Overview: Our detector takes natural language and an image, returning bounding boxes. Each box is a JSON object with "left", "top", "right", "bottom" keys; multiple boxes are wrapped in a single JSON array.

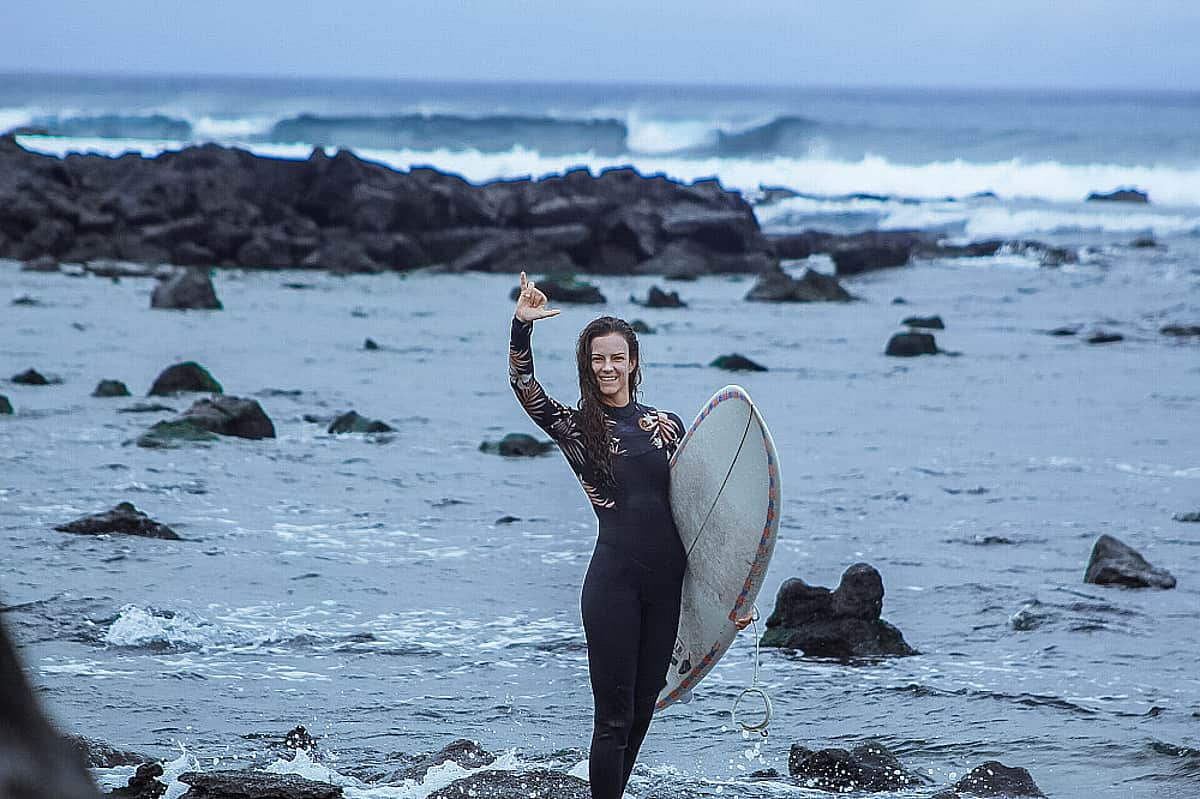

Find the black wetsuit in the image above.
[{"left": 509, "top": 317, "right": 687, "bottom": 798}]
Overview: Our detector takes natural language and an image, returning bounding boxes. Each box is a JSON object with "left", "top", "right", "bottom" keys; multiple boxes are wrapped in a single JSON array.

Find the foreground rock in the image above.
[
  {"left": 65, "top": 736, "right": 150, "bottom": 768},
  {"left": 380, "top": 739, "right": 495, "bottom": 784},
  {"left": 0, "top": 615, "right": 102, "bottom": 798},
  {"left": 93, "top": 380, "right": 131, "bottom": 397},
  {"left": 479, "top": 433, "right": 554, "bottom": 457},
  {"left": 428, "top": 770, "right": 588, "bottom": 799},
  {"left": 151, "top": 267, "right": 222, "bottom": 310},
  {"left": 745, "top": 268, "right": 853, "bottom": 302},
  {"left": 886, "top": 332, "right": 939, "bottom": 357},
  {"left": 106, "top": 762, "right": 166, "bottom": 799},
  {"left": 762, "top": 563, "right": 917, "bottom": 657},
  {"left": 0, "top": 138, "right": 776, "bottom": 277},
  {"left": 1085, "top": 534, "right": 1176, "bottom": 589},
  {"left": 789, "top": 740, "right": 924, "bottom": 792},
  {"left": 0, "top": 395, "right": 11, "bottom": 414},
  {"left": 148, "top": 362, "right": 224, "bottom": 395},
  {"left": 931, "top": 761, "right": 1045, "bottom": 797},
  {"left": 177, "top": 771, "right": 340, "bottom": 799},
  {"left": 55, "top": 502, "right": 180, "bottom": 540},
  {"left": 327, "top": 411, "right": 393, "bottom": 434}
]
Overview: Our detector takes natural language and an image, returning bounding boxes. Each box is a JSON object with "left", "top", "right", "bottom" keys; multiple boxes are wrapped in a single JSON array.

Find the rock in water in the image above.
[
  {"left": 745, "top": 268, "right": 854, "bottom": 302},
  {"left": 106, "top": 761, "right": 166, "bottom": 799},
  {"left": 507, "top": 274, "right": 606, "bottom": 304},
  {"left": 885, "top": 332, "right": 938, "bottom": 357},
  {"left": 788, "top": 740, "right": 923, "bottom": 792},
  {"left": 1161, "top": 325, "right": 1200, "bottom": 337},
  {"left": 636, "top": 285, "right": 687, "bottom": 307},
  {"left": 1087, "top": 188, "right": 1149, "bottom": 203},
  {"left": 177, "top": 771, "right": 342, "bottom": 799},
  {"left": 148, "top": 362, "right": 223, "bottom": 395},
  {"left": 92, "top": 379, "right": 131, "bottom": 397},
  {"left": 55, "top": 502, "right": 180, "bottom": 540},
  {"left": 0, "top": 395, "right": 11, "bottom": 414},
  {"left": 11, "top": 368, "right": 55, "bottom": 385},
  {"left": 428, "top": 769, "right": 588, "bottom": 799},
  {"left": 761, "top": 563, "right": 917, "bottom": 657},
  {"left": 479, "top": 433, "right": 554, "bottom": 457},
  {"left": 0, "top": 616, "right": 102, "bottom": 799},
  {"left": 935, "top": 760, "right": 1046, "bottom": 797},
  {"left": 1084, "top": 534, "right": 1176, "bottom": 589},
  {"left": 64, "top": 736, "right": 149, "bottom": 768},
  {"left": 174, "top": 396, "right": 277, "bottom": 439},
  {"left": 902, "top": 315, "right": 945, "bottom": 329},
  {"left": 327, "top": 411, "right": 393, "bottom": 434},
  {"left": 710, "top": 354, "right": 768, "bottom": 371},
  {"left": 1174, "top": 511, "right": 1200, "bottom": 523},
  {"left": 382, "top": 739, "right": 495, "bottom": 783},
  {"left": 150, "top": 267, "right": 222, "bottom": 310}
]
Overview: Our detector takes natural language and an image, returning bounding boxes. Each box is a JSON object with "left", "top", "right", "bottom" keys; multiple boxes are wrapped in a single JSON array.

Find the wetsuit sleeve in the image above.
[
  {"left": 508, "top": 317, "right": 582, "bottom": 444},
  {"left": 664, "top": 411, "right": 688, "bottom": 460}
]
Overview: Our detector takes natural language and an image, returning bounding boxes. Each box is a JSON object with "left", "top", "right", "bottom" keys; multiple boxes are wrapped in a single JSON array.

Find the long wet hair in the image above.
[{"left": 576, "top": 316, "right": 642, "bottom": 490}]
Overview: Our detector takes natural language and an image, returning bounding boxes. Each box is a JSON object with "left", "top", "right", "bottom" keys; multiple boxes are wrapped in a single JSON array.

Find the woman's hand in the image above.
[
  {"left": 515, "top": 271, "right": 561, "bottom": 323},
  {"left": 735, "top": 614, "right": 754, "bottom": 631}
]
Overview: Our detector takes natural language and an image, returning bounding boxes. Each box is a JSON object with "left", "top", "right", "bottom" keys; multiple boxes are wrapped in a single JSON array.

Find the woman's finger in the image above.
[{"left": 520, "top": 271, "right": 528, "bottom": 291}]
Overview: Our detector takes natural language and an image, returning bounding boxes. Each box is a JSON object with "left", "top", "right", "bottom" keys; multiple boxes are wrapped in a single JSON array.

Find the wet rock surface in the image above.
[
  {"left": 327, "top": 411, "right": 393, "bottom": 434},
  {"left": 151, "top": 267, "right": 222, "bottom": 310},
  {"left": 745, "top": 268, "right": 854, "bottom": 302},
  {"left": 0, "top": 394, "right": 11, "bottom": 414},
  {"left": 885, "top": 331, "right": 939, "bottom": 357},
  {"left": 762, "top": 563, "right": 917, "bottom": 657},
  {"left": 1085, "top": 534, "right": 1176, "bottom": 589},
  {"left": 788, "top": 739, "right": 925, "bottom": 792},
  {"left": 427, "top": 769, "right": 588, "bottom": 799},
  {"left": 93, "top": 379, "right": 132, "bottom": 397},
  {"left": 55, "top": 502, "right": 180, "bottom": 540},
  {"left": 176, "top": 771, "right": 341, "bottom": 799},
  {"left": 710, "top": 353, "right": 768, "bottom": 371},
  {"left": 170, "top": 396, "right": 277, "bottom": 440},
  {"left": 479, "top": 433, "right": 555, "bottom": 457},
  {"left": 148, "top": 362, "right": 224, "bottom": 396},
  {"left": 932, "top": 760, "right": 1046, "bottom": 797},
  {"left": 12, "top": 367, "right": 58, "bottom": 385},
  {"left": 104, "top": 762, "right": 166, "bottom": 799}
]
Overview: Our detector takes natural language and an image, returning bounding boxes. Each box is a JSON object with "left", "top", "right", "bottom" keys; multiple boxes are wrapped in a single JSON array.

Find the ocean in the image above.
[{"left": 1, "top": 73, "right": 1199, "bottom": 798}]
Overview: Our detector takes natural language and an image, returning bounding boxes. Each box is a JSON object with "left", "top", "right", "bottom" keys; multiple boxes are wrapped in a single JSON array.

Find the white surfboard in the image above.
[{"left": 657, "top": 385, "right": 780, "bottom": 711}]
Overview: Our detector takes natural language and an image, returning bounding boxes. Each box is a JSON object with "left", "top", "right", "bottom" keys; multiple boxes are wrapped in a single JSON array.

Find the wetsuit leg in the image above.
[
  {"left": 620, "top": 578, "right": 683, "bottom": 792},
  {"left": 581, "top": 556, "right": 640, "bottom": 799}
]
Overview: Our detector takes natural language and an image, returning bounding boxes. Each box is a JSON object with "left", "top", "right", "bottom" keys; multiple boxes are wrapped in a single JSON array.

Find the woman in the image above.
[{"left": 508, "top": 271, "right": 688, "bottom": 798}]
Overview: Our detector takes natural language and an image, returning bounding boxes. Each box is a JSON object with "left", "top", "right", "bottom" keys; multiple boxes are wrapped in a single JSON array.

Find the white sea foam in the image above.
[
  {"left": 625, "top": 110, "right": 717, "bottom": 154},
  {"left": 191, "top": 115, "right": 276, "bottom": 139},
  {"left": 104, "top": 604, "right": 215, "bottom": 648},
  {"left": 0, "top": 107, "right": 35, "bottom": 133}
]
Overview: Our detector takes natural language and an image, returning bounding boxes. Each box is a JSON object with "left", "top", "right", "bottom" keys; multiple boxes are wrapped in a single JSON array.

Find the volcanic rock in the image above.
[
  {"left": 65, "top": 736, "right": 150, "bottom": 769},
  {"left": 508, "top": 275, "right": 606, "bottom": 304},
  {"left": 93, "top": 380, "right": 131, "bottom": 397},
  {"left": 902, "top": 315, "right": 944, "bottom": 329},
  {"left": 635, "top": 285, "right": 687, "bottom": 308},
  {"left": 12, "top": 368, "right": 56, "bottom": 385},
  {"left": 106, "top": 761, "right": 166, "bottom": 799},
  {"left": 932, "top": 760, "right": 1046, "bottom": 797},
  {"left": 480, "top": 433, "right": 554, "bottom": 457},
  {"left": 150, "top": 267, "right": 222, "bottom": 310},
  {"left": 327, "top": 411, "right": 393, "bottom": 434},
  {"left": 55, "top": 502, "right": 179, "bottom": 540},
  {"left": 172, "top": 396, "right": 276, "bottom": 440},
  {"left": 428, "top": 770, "right": 587, "bottom": 799},
  {"left": 382, "top": 739, "right": 496, "bottom": 784},
  {"left": 0, "top": 615, "right": 101, "bottom": 799},
  {"left": 1174, "top": 511, "right": 1200, "bottom": 523},
  {"left": 745, "top": 268, "right": 853, "bottom": 302},
  {"left": 762, "top": 563, "right": 917, "bottom": 657},
  {"left": 1086, "top": 331, "right": 1123, "bottom": 344},
  {"left": 885, "top": 332, "right": 939, "bottom": 357},
  {"left": 1084, "top": 534, "right": 1176, "bottom": 589},
  {"left": 629, "top": 320, "right": 655, "bottom": 334},
  {"left": 148, "top": 362, "right": 223, "bottom": 396},
  {"left": 788, "top": 740, "right": 923, "bottom": 792},
  {"left": 1087, "top": 188, "right": 1149, "bottom": 203},
  {"left": 0, "top": 395, "right": 11, "bottom": 414},
  {"left": 177, "top": 771, "right": 341, "bottom": 799},
  {"left": 1161, "top": 325, "right": 1200, "bottom": 337},
  {"left": 711, "top": 354, "right": 768, "bottom": 372}
]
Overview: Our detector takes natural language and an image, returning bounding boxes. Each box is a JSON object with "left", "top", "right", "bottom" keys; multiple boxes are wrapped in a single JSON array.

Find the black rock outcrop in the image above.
[
  {"left": 150, "top": 267, "right": 222, "bottom": 310},
  {"left": 1084, "top": 534, "right": 1176, "bottom": 589},
  {"left": 885, "top": 332, "right": 938, "bottom": 357},
  {"left": 327, "top": 411, "right": 393, "bottom": 434},
  {"left": 177, "top": 771, "right": 341, "bottom": 799},
  {"left": 55, "top": 502, "right": 180, "bottom": 540},
  {"left": 148, "top": 362, "right": 223, "bottom": 396},
  {"left": 479, "top": 433, "right": 554, "bottom": 457},
  {"left": 788, "top": 740, "right": 923, "bottom": 792},
  {"left": 745, "top": 268, "right": 853, "bottom": 302},
  {"left": 762, "top": 563, "right": 917, "bottom": 657},
  {"left": 932, "top": 760, "right": 1046, "bottom": 797},
  {"left": 93, "top": 380, "right": 131, "bottom": 397}
]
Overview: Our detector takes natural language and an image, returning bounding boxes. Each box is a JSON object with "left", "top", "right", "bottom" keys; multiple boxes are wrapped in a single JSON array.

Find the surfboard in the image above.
[{"left": 657, "top": 385, "right": 780, "bottom": 711}]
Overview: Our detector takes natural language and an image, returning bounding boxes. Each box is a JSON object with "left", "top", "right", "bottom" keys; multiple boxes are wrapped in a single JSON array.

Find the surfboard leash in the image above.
[{"left": 730, "top": 603, "right": 772, "bottom": 737}]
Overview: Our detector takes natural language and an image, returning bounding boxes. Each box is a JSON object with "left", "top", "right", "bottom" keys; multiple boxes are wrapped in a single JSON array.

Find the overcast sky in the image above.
[{"left": 4, "top": 0, "right": 1197, "bottom": 90}]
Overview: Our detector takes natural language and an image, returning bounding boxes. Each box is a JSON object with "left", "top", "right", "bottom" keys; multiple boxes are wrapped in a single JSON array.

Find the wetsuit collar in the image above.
[{"left": 601, "top": 400, "right": 638, "bottom": 420}]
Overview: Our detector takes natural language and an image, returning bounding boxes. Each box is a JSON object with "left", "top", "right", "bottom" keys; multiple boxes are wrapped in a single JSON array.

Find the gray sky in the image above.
[{"left": 4, "top": 0, "right": 1197, "bottom": 90}]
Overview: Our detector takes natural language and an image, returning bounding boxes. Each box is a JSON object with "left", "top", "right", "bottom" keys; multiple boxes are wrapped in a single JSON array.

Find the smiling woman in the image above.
[{"left": 507, "top": 271, "right": 691, "bottom": 798}]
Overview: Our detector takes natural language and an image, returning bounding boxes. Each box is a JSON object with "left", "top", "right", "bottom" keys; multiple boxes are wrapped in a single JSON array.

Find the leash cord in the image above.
[{"left": 730, "top": 604, "right": 772, "bottom": 737}]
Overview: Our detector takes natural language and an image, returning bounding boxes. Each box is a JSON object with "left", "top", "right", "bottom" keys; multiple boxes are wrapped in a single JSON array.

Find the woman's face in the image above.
[{"left": 590, "top": 332, "right": 635, "bottom": 407}]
